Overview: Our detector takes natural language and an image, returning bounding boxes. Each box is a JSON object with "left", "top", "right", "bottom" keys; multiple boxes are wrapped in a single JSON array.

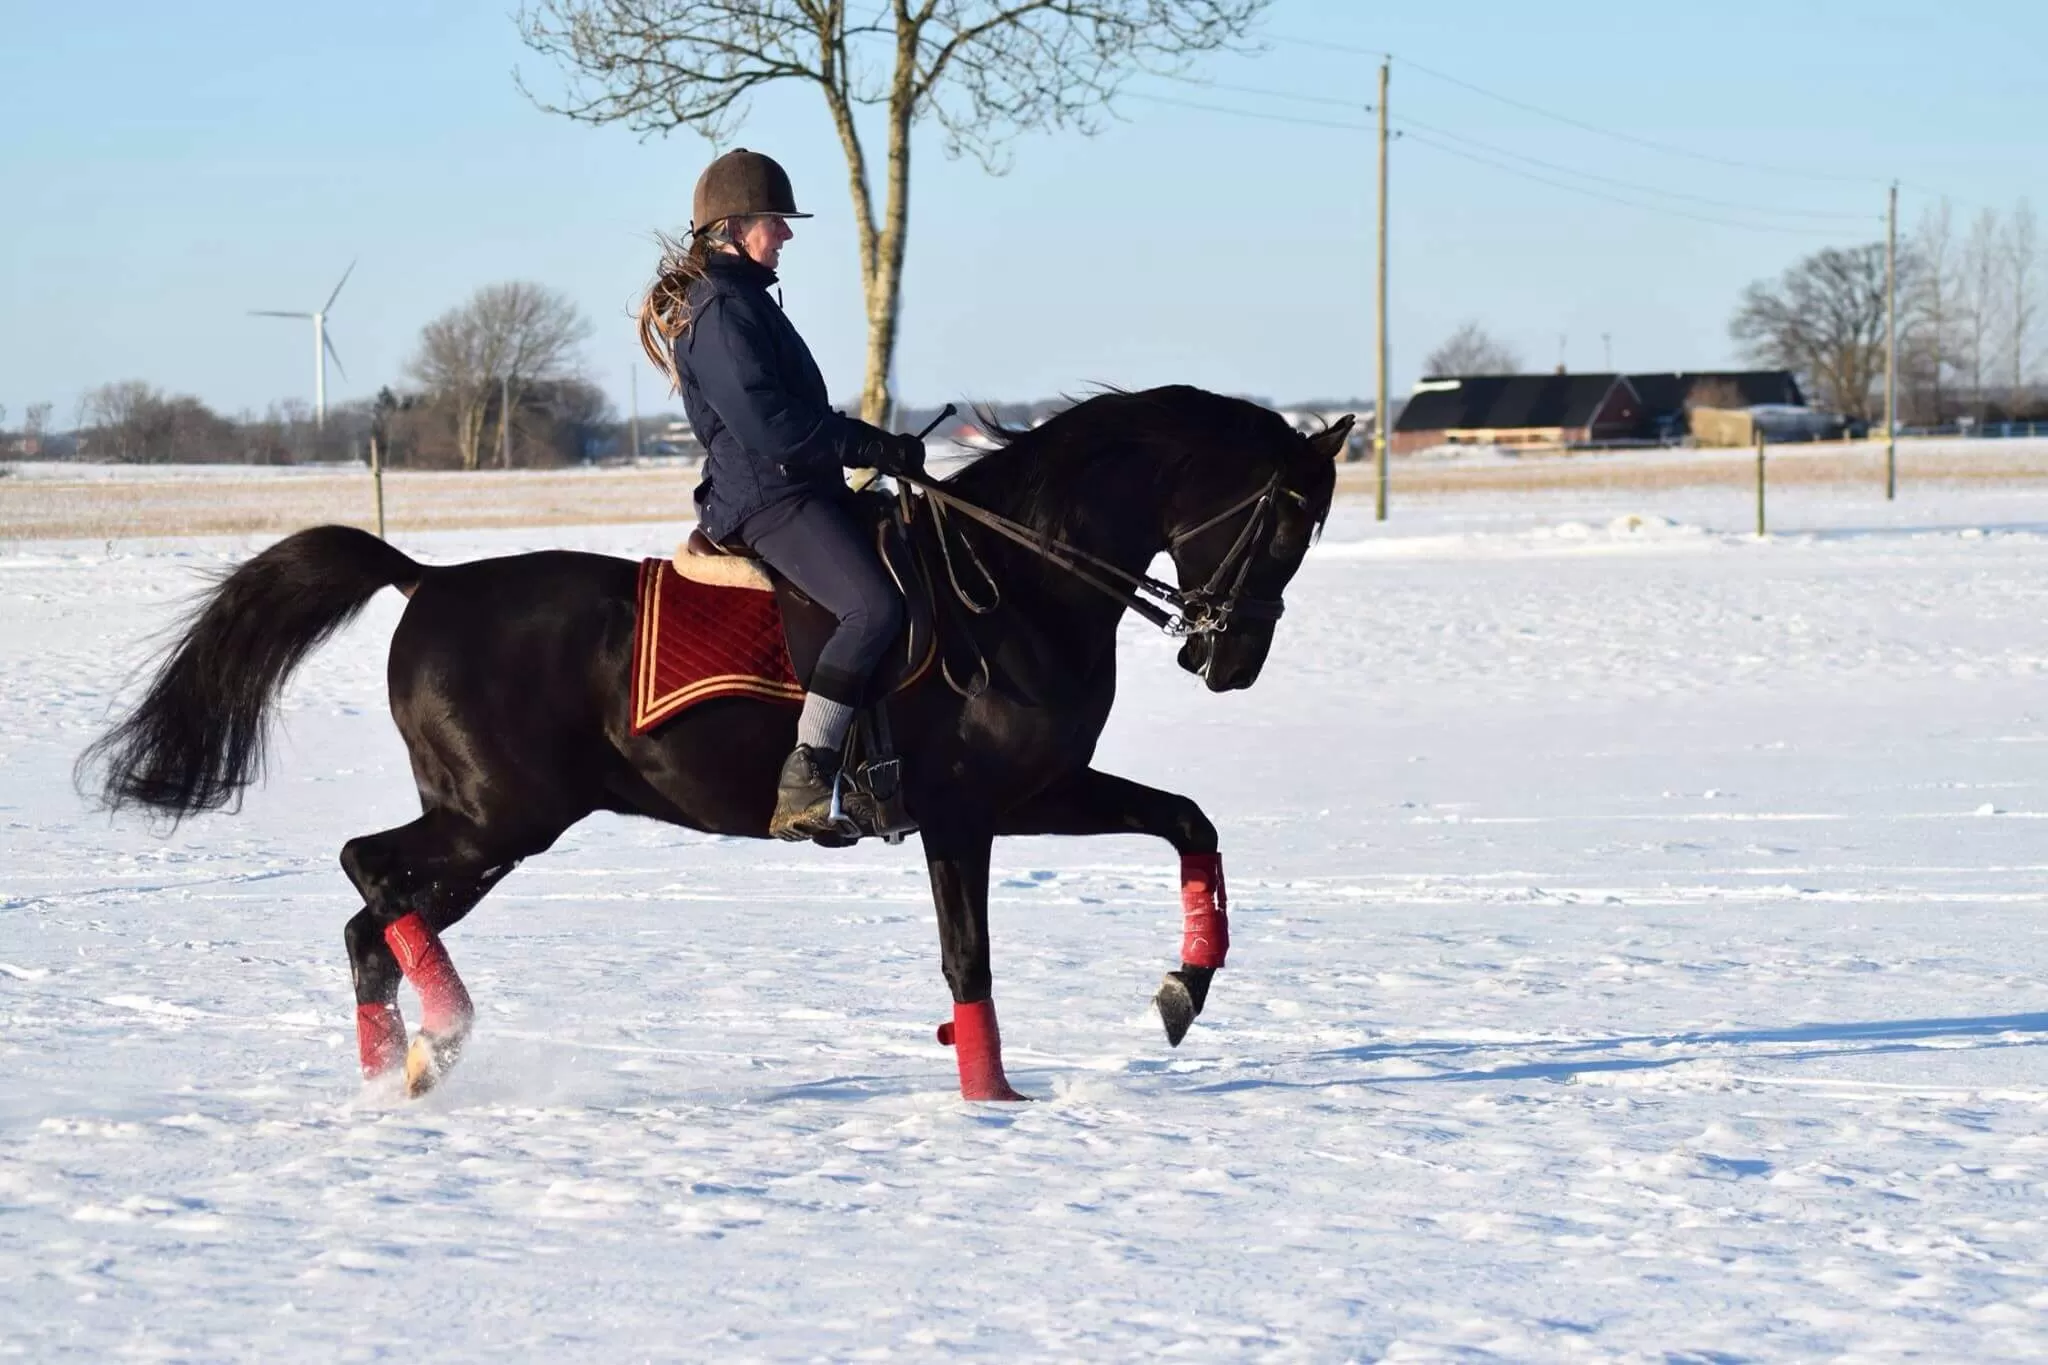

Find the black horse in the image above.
[{"left": 84, "top": 385, "right": 1348, "bottom": 1100}]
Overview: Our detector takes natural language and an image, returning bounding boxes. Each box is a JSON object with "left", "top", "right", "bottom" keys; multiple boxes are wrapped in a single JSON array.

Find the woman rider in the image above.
[{"left": 639, "top": 149, "right": 927, "bottom": 840}]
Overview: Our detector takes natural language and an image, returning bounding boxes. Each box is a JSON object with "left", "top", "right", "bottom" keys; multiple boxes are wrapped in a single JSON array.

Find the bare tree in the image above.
[
  {"left": 238, "top": 398, "right": 321, "bottom": 465},
  {"left": 1685, "top": 378, "right": 1748, "bottom": 412},
  {"left": 409, "top": 282, "right": 592, "bottom": 471},
  {"left": 23, "top": 402, "right": 52, "bottom": 456},
  {"left": 1730, "top": 243, "right": 1895, "bottom": 422},
  {"left": 1423, "top": 321, "right": 1521, "bottom": 377},
  {"left": 1906, "top": 199, "right": 1960, "bottom": 424},
  {"left": 74, "top": 382, "right": 238, "bottom": 462},
  {"left": 77, "top": 381, "right": 161, "bottom": 460},
  {"left": 518, "top": 0, "right": 1269, "bottom": 423},
  {"left": 1960, "top": 206, "right": 2006, "bottom": 417},
  {"left": 2009, "top": 198, "right": 2040, "bottom": 406}
]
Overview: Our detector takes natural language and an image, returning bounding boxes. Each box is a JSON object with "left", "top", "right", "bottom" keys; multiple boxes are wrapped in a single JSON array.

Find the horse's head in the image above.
[{"left": 1167, "top": 413, "right": 1349, "bottom": 692}]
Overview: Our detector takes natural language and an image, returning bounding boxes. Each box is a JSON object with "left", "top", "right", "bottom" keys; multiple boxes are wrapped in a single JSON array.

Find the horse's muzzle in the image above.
[{"left": 1179, "top": 631, "right": 1269, "bottom": 692}]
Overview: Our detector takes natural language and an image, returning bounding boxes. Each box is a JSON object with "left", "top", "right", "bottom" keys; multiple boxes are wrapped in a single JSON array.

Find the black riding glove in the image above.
[{"left": 861, "top": 430, "right": 927, "bottom": 479}]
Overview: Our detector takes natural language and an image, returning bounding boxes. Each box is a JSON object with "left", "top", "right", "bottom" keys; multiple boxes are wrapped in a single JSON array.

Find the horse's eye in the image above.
[{"left": 1270, "top": 506, "right": 1312, "bottom": 558}]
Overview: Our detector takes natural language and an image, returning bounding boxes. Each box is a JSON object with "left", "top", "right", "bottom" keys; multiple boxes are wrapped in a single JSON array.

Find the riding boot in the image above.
[{"left": 770, "top": 744, "right": 842, "bottom": 841}]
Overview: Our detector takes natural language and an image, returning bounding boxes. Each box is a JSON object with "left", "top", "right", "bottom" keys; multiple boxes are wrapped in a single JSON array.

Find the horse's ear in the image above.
[{"left": 1305, "top": 414, "right": 1355, "bottom": 460}]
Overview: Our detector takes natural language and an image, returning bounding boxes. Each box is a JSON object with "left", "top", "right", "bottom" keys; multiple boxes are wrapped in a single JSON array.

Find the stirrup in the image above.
[
  {"left": 859, "top": 756, "right": 915, "bottom": 843},
  {"left": 811, "top": 756, "right": 915, "bottom": 847},
  {"left": 825, "top": 770, "right": 864, "bottom": 841},
  {"left": 847, "top": 704, "right": 917, "bottom": 844}
]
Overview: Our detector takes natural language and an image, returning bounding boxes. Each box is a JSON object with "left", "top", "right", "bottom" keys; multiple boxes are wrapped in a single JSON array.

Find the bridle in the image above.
[{"left": 895, "top": 466, "right": 1309, "bottom": 640}]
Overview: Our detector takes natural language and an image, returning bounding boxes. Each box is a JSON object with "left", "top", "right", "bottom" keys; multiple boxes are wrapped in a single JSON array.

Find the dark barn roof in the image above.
[
  {"left": 1396, "top": 373, "right": 1633, "bottom": 433},
  {"left": 1627, "top": 371, "right": 1804, "bottom": 416}
]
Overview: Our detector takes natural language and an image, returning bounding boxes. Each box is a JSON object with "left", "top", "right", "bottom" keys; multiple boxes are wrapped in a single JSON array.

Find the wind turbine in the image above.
[{"left": 250, "top": 260, "right": 355, "bottom": 430}]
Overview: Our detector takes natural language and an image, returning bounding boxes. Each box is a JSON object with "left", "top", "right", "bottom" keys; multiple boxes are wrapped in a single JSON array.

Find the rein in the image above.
[{"left": 893, "top": 467, "right": 1296, "bottom": 639}]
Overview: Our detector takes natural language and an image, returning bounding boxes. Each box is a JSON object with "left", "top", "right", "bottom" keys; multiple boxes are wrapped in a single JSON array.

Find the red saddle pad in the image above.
[{"left": 630, "top": 558, "right": 802, "bottom": 735}]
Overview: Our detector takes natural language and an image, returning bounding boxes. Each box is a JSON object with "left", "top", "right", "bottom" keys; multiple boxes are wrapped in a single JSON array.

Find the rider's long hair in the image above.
[{"left": 637, "top": 221, "right": 736, "bottom": 390}]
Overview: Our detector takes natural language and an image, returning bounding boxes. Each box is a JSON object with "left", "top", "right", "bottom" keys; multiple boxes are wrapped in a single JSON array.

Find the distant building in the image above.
[
  {"left": 1690, "top": 403, "right": 1844, "bottom": 447},
  {"left": 1392, "top": 370, "right": 1810, "bottom": 452},
  {"left": 1626, "top": 371, "right": 1804, "bottom": 442},
  {"left": 651, "top": 419, "right": 704, "bottom": 458},
  {"left": 1391, "top": 373, "right": 1642, "bottom": 454}
]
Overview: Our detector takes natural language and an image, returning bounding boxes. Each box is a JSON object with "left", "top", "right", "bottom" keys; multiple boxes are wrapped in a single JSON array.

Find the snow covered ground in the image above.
[{"left": 6, "top": 479, "right": 2048, "bottom": 1360}]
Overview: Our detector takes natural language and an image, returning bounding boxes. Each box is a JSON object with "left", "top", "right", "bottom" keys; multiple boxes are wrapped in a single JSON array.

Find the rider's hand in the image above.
[{"left": 863, "top": 431, "right": 927, "bottom": 479}]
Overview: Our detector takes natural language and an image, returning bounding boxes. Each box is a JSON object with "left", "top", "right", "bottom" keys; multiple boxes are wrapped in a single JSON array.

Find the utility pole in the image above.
[
  {"left": 630, "top": 368, "right": 642, "bottom": 460},
  {"left": 501, "top": 373, "right": 513, "bottom": 469},
  {"left": 1885, "top": 181, "right": 1898, "bottom": 500},
  {"left": 1374, "top": 58, "right": 1390, "bottom": 521}
]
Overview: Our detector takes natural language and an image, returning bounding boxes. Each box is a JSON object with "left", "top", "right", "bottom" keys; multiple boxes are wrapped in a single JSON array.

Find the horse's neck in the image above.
[{"left": 963, "top": 457, "right": 1174, "bottom": 654}]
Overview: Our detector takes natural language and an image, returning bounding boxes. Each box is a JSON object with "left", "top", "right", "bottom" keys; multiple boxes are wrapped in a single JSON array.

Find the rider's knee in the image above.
[
  {"left": 844, "top": 582, "right": 905, "bottom": 641},
  {"left": 873, "top": 585, "right": 907, "bottom": 638}
]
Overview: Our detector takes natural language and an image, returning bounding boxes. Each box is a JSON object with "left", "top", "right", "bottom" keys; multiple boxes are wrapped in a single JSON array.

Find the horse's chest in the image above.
[{"left": 968, "top": 674, "right": 1115, "bottom": 784}]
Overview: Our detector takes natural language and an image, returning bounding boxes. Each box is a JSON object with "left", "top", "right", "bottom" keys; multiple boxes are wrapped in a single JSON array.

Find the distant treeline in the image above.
[
  {"left": 1, "top": 378, "right": 619, "bottom": 469},
  {"left": 2, "top": 269, "right": 1356, "bottom": 467}
]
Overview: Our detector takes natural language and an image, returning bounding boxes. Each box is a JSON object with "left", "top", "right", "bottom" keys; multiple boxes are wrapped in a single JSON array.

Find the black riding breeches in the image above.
[{"left": 740, "top": 493, "right": 906, "bottom": 705}]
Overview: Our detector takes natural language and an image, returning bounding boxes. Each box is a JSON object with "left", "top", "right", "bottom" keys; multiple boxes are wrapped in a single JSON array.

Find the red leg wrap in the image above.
[
  {"left": 356, "top": 1002, "right": 406, "bottom": 1079},
  {"left": 383, "top": 913, "right": 473, "bottom": 1035},
  {"left": 938, "top": 999, "right": 1026, "bottom": 1101},
  {"left": 1180, "top": 852, "right": 1229, "bottom": 969}
]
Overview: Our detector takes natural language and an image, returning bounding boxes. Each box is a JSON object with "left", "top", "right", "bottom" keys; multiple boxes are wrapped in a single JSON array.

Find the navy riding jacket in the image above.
[{"left": 673, "top": 252, "right": 880, "bottom": 541}]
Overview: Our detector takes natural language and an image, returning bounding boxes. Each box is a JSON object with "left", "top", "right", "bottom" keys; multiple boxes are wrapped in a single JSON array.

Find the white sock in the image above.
[{"left": 796, "top": 695, "right": 856, "bottom": 753}]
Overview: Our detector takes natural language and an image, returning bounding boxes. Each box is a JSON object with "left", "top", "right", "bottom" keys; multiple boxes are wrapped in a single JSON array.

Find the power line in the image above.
[
  {"left": 1397, "top": 129, "right": 1853, "bottom": 237},
  {"left": 1395, "top": 53, "right": 1888, "bottom": 186},
  {"left": 1123, "top": 84, "right": 1870, "bottom": 234},
  {"left": 1261, "top": 32, "right": 1389, "bottom": 60},
  {"left": 1117, "top": 89, "right": 1371, "bottom": 132},
  {"left": 1263, "top": 33, "right": 1890, "bottom": 188},
  {"left": 1125, "top": 66, "right": 1878, "bottom": 236},
  {"left": 1182, "top": 77, "right": 1372, "bottom": 112},
  {"left": 1394, "top": 112, "right": 1877, "bottom": 223}
]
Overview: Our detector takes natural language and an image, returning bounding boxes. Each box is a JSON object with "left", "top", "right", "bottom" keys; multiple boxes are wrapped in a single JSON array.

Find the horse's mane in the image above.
[{"left": 938, "top": 385, "right": 1300, "bottom": 533}]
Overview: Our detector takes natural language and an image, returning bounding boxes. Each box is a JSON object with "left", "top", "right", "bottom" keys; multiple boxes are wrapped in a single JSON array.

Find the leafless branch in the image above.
[
  {"left": 1423, "top": 321, "right": 1521, "bottom": 378},
  {"left": 518, "top": 0, "right": 1272, "bottom": 419},
  {"left": 1730, "top": 244, "right": 1899, "bottom": 422}
]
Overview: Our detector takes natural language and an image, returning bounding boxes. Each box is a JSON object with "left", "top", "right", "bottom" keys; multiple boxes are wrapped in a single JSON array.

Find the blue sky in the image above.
[{"left": 3, "top": 0, "right": 2042, "bottom": 427}]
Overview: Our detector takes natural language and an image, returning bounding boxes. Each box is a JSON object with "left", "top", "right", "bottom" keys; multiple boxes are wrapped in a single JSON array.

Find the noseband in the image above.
[{"left": 1164, "top": 473, "right": 1301, "bottom": 636}]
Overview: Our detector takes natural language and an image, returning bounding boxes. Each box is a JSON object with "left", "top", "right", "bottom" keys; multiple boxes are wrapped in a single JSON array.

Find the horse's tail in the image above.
[{"left": 80, "top": 525, "right": 422, "bottom": 824}]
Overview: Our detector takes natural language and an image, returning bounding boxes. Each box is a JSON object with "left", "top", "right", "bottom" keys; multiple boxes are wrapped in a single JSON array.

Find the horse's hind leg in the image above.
[
  {"left": 344, "top": 908, "right": 407, "bottom": 1079},
  {"left": 994, "top": 768, "right": 1226, "bottom": 1048},
  {"left": 340, "top": 809, "right": 532, "bottom": 1096}
]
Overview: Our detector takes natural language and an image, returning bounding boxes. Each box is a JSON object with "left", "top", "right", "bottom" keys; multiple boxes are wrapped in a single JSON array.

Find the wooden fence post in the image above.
[
  {"left": 1754, "top": 428, "right": 1766, "bottom": 538},
  {"left": 370, "top": 436, "right": 387, "bottom": 541}
]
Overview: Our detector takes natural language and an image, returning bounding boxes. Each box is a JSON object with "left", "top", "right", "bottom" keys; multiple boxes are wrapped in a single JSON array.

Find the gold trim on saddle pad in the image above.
[
  {"left": 632, "top": 560, "right": 805, "bottom": 734},
  {"left": 633, "top": 525, "right": 940, "bottom": 735}
]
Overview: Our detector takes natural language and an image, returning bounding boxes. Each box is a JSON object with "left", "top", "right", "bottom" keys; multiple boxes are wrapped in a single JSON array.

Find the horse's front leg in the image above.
[
  {"left": 995, "top": 768, "right": 1227, "bottom": 1047},
  {"left": 920, "top": 821, "right": 1028, "bottom": 1101}
]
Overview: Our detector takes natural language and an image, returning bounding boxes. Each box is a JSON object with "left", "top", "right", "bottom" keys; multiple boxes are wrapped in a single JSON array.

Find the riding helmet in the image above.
[{"left": 692, "top": 149, "right": 811, "bottom": 232}]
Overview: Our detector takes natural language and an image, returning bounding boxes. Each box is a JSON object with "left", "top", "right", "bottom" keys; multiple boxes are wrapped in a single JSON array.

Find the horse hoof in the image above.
[
  {"left": 963, "top": 1081, "right": 1032, "bottom": 1102},
  {"left": 1156, "top": 967, "right": 1215, "bottom": 1047},
  {"left": 403, "top": 1029, "right": 465, "bottom": 1098},
  {"left": 1156, "top": 974, "right": 1197, "bottom": 1048}
]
